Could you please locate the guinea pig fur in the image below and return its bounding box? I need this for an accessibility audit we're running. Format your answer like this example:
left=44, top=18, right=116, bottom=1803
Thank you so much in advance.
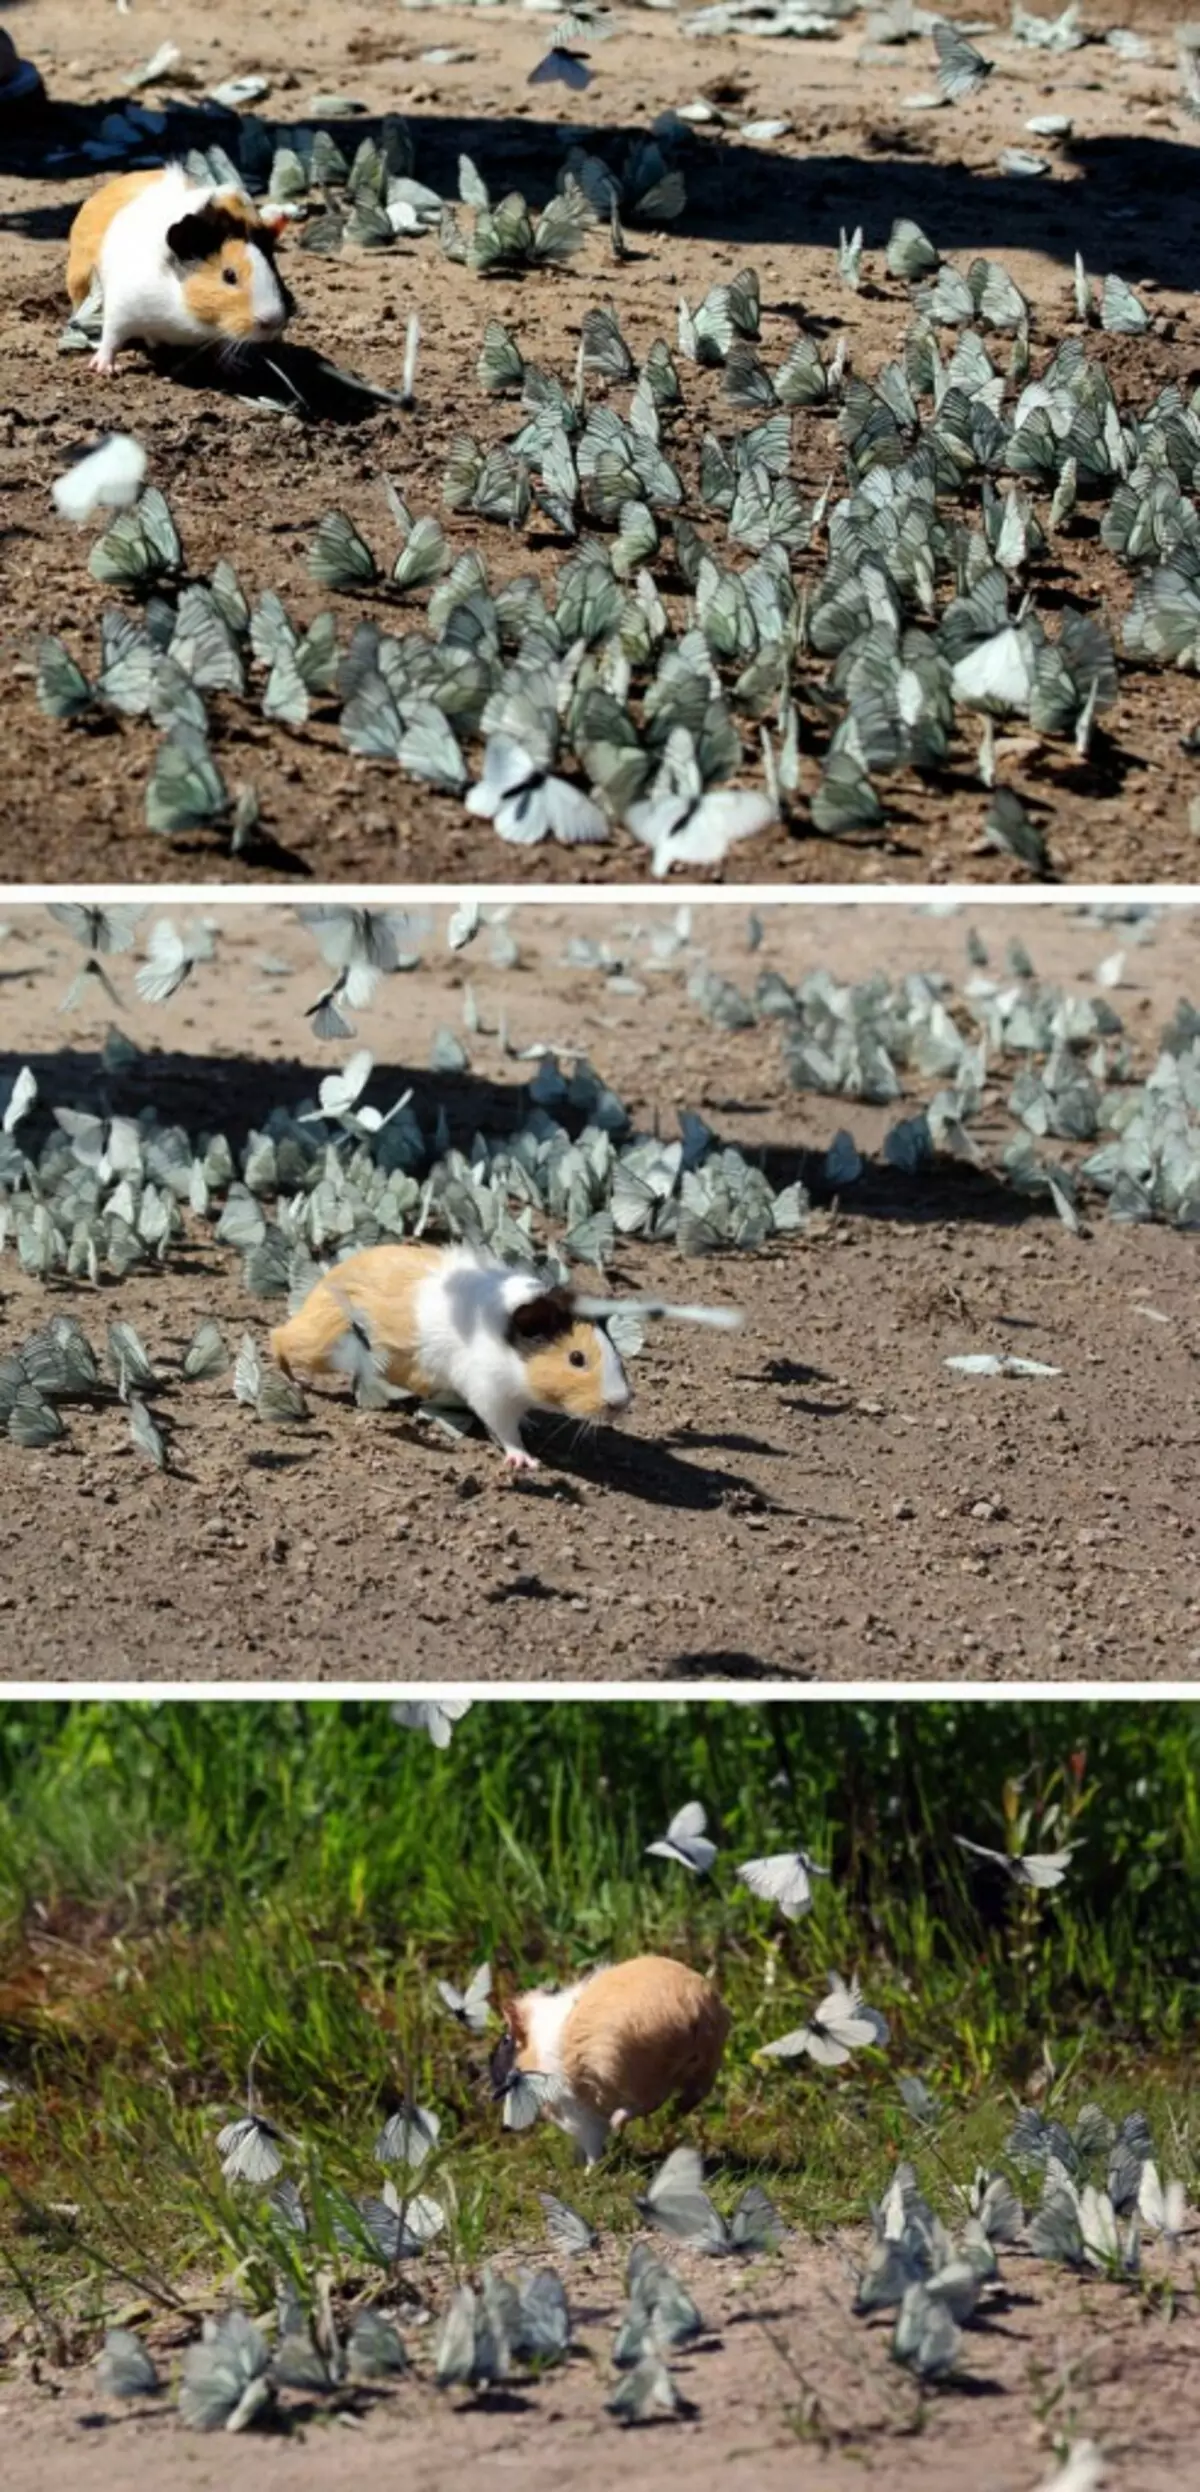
left=269, top=1241, right=632, bottom=1470
left=493, top=1956, right=730, bottom=2166
left=66, top=165, right=293, bottom=376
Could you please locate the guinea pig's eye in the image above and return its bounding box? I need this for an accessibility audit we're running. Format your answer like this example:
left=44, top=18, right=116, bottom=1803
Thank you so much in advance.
left=568, top=1349, right=588, bottom=1371
left=222, top=267, right=239, bottom=288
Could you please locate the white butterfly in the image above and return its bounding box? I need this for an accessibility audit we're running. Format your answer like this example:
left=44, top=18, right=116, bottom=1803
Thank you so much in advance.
left=380, top=2178, right=446, bottom=2244
left=1137, top=2158, right=1187, bottom=2245
left=436, top=1961, right=493, bottom=2033
left=375, top=2102, right=441, bottom=2168
left=391, top=1697, right=473, bottom=1749
left=52, top=433, right=147, bottom=524
left=645, top=1799, right=716, bottom=1875
left=737, top=1849, right=829, bottom=1920
left=955, top=1835, right=1074, bottom=1889
left=467, top=735, right=609, bottom=846
left=950, top=626, right=1035, bottom=715
left=760, top=1974, right=890, bottom=2067
left=626, top=786, right=775, bottom=877
left=134, top=915, right=205, bottom=1005
left=538, top=2190, right=598, bottom=2254
left=638, top=2145, right=728, bottom=2253
left=501, top=2067, right=568, bottom=2132
left=3, top=1066, right=37, bottom=1134
left=217, top=2112, right=285, bottom=2185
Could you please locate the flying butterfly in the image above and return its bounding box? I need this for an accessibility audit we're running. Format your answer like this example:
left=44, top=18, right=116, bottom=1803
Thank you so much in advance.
left=391, top=1696, right=474, bottom=1747
left=436, top=1961, right=493, bottom=2033
left=934, top=20, right=993, bottom=98
left=645, top=1798, right=717, bottom=1874
left=955, top=1834, right=1075, bottom=1888
left=737, top=1848, right=830, bottom=1920
left=538, top=2190, right=598, bottom=2255
left=759, top=1973, right=890, bottom=2067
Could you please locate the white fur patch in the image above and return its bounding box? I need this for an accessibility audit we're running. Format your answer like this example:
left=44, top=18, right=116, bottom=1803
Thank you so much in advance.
left=519, top=1981, right=587, bottom=2077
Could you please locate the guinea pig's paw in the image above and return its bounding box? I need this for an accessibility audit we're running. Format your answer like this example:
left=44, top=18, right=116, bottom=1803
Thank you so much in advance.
left=502, top=1448, right=540, bottom=1473
left=88, top=347, right=117, bottom=377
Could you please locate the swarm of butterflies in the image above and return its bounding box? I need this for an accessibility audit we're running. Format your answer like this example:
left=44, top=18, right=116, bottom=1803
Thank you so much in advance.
left=39, top=28, right=1196, bottom=876
left=4, top=903, right=1197, bottom=1443
left=85, top=1756, right=1191, bottom=2433
left=685, top=920, right=1200, bottom=1234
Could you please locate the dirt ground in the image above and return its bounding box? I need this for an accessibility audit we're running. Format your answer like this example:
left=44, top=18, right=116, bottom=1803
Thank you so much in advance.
left=1, top=2228, right=1195, bottom=2492
left=0, top=896, right=1196, bottom=1681
left=5, top=0, right=1200, bottom=884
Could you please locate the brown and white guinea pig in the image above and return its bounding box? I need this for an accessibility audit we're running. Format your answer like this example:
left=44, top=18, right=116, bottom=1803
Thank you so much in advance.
left=491, top=1956, right=730, bottom=2166
left=66, top=165, right=293, bottom=377
left=269, top=1241, right=632, bottom=1471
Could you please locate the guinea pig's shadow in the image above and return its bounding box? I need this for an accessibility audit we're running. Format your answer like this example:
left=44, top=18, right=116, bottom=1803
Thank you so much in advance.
left=526, top=1417, right=790, bottom=1514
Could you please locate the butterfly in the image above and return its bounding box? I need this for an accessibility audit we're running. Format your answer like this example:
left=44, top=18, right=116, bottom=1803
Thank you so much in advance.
left=892, top=2280, right=960, bottom=2379
left=179, top=2313, right=274, bottom=2433
left=933, top=21, right=993, bottom=98
left=644, top=1799, right=716, bottom=1874
left=347, top=2311, right=408, bottom=2378
left=737, top=1849, right=829, bottom=1919
left=96, top=2327, right=161, bottom=2398
left=538, top=2191, right=598, bottom=2255
left=638, top=2147, right=785, bottom=2257
left=436, top=1962, right=493, bottom=2033
left=467, top=735, right=610, bottom=847
left=606, top=2350, right=682, bottom=2421
left=955, top=1835, right=1075, bottom=1888
left=375, top=2102, right=441, bottom=2168
left=217, top=2111, right=285, bottom=2184
left=759, top=1974, right=890, bottom=2066
left=53, top=432, right=147, bottom=525
left=1137, top=2159, right=1187, bottom=2245
left=626, top=785, right=775, bottom=878
left=391, top=1697, right=473, bottom=1748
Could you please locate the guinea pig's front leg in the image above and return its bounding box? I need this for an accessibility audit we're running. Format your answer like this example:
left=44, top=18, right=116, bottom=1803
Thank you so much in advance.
left=89, top=324, right=122, bottom=377
left=469, top=1381, right=540, bottom=1471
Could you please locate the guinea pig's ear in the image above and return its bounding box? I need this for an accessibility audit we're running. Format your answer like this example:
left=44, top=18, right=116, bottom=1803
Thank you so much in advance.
left=506, top=1287, right=576, bottom=1353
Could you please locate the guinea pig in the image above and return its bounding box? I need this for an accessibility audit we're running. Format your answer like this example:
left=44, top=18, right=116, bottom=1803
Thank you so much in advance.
left=269, top=1240, right=632, bottom=1471
left=66, top=164, right=293, bottom=377
left=491, top=1956, right=730, bottom=2166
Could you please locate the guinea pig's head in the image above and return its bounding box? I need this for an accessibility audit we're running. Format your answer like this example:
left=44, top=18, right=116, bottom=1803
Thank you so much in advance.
left=507, top=1286, right=632, bottom=1427
left=167, top=192, right=293, bottom=351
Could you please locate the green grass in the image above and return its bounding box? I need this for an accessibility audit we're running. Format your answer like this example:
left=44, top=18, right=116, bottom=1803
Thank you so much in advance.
left=1, top=1696, right=1198, bottom=2340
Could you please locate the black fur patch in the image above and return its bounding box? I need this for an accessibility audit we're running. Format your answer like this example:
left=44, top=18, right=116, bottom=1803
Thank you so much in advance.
left=506, top=1288, right=576, bottom=1353
left=166, top=201, right=274, bottom=269
left=488, top=2031, right=517, bottom=2100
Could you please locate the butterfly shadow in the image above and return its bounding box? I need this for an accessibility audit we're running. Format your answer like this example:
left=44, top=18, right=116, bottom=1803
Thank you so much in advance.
left=762, top=1145, right=1056, bottom=1234
left=668, top=1649, right=820, bottom=1679
left=0, top=1045, right=531, bottom=1163
left=664, top=1423, right=791, bottom=1459
left=10, top=93, right=1200, bottom=289
left=75, top=2407, right=175, bottom=2436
